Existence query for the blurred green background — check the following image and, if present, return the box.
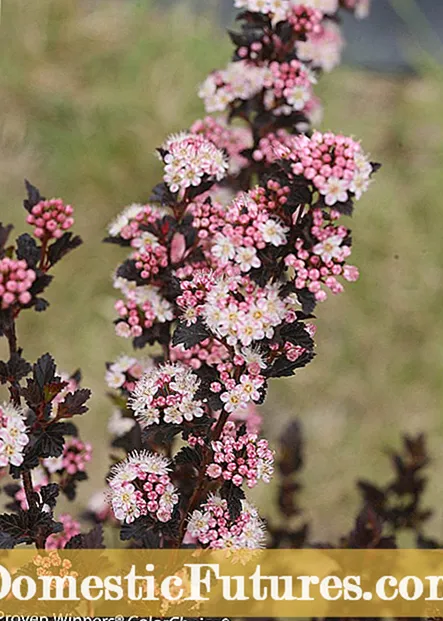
[1,0,443,543]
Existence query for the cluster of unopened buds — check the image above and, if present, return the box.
[287,5,323,35]
[45,513,81,550]
[186,197,224,245]
[0,403,29,468]
[160,133,228,198]
[170,338,229,370]
[0,257,36,310]
[187,494,265,549]
[26,198,74,241]
[206,421,274,488]
[129,363,205,427]
[286,209,358,301]
[288,131,372,205]
[263,60,316,116]
[114,277,173,339]
[107,203,167,242]
[44,438,92,476]
[108,451,178,524]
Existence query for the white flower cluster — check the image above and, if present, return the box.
[108,451,179,524]
[0,403,29,468]
[107,203,145,238]
[297,21,345,73]
[129,363,205,428]
[160,133,228,197]
[187,494,266,549]
[202,277,298,348]
[199,61,270,114]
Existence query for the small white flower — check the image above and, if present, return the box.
[105,368,126,390]
[313,235,344,263]
[235,246,261,272]
[212,234,236,264]
[322,177,349,206]
[258,219,288,246]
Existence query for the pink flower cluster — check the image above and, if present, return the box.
[199,61,268,114]
[170,338,229,370]
[45,513,81,550]
[0,257,36,310]
[129,363,205,428]
[0,403,29,468]
[297,20,345,72]
[113,277,174,339]
[107,203,167,242]
[132,236,169,282]
[263,60,316,116]
[211,191,288,273]
[287,5,323,36]
[253,129,302,164]
[160,133,228,198]
[288,131,373,206]
[187,494,265,549]
[186,198,224,246]
[26,199,74,241]
[108,451,178,524]
[191,117,252,176]
[44,438,92,476]
[285,208,359,301]
[206,421,274,488]
[176,267,216,326]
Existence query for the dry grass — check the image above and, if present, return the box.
[1,0,443,542]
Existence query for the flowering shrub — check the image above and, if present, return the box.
[100,0,380,551]
[6,0,429,563]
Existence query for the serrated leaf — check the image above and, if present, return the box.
[58,388,91,418]
[23,179,44,213]
[47,233,82,266]
[16,233,40,268]
[65,524,105,549]
[120,515,154,542]
[172,319,210,350]
[174,446,203,469]
[33,353,56,389]
[39,483,60,509]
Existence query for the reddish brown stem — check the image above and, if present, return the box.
[4,316,43,547]
[175,408,231,547]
